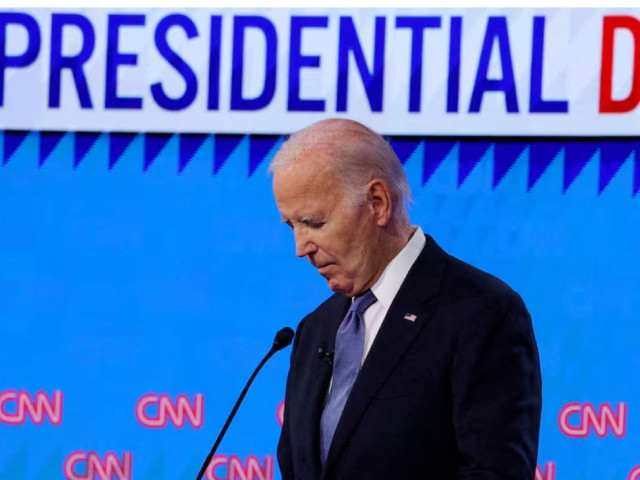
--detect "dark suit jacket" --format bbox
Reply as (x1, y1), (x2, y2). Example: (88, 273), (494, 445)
(278, 234), (542, 480)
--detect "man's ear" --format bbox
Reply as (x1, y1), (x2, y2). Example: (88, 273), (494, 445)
(367, 178), (393, 227)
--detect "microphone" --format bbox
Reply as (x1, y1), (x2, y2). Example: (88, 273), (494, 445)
(272, 327), (295, 352)
(317, 347), (334, 366)
(195, 327), (294, 480)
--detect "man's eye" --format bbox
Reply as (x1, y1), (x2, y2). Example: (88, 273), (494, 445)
(308, 221), (325, 229)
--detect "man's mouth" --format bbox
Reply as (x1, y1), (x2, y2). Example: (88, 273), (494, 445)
(317, 264), (333, 274)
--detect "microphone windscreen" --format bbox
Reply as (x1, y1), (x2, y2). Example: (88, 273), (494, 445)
(272, 327), (294, 351)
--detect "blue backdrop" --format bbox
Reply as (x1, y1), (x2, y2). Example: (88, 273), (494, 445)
(1, 131), (639, 479)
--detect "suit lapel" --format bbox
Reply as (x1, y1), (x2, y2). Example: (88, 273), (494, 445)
(322, 235), (447, 474)
(297, 294), (350, 478)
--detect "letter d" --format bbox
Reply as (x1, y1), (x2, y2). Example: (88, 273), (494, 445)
(600, 16), (640, 113)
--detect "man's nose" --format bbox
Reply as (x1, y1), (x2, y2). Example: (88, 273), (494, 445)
(294, 229), (316, 258)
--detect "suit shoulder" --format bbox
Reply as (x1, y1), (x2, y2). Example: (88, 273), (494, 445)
(442, 254), (526, 315)
(294, 293), (346, 336)
(308, 292), (347, 316)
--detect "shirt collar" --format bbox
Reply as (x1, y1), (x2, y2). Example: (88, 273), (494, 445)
(370, 226), (426, 310)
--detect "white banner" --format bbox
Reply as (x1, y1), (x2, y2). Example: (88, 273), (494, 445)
(1, 8), (639, 135)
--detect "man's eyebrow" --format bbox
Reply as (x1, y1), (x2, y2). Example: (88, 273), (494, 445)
(299, 215), (327, 223)
(280, 215), (326, 224)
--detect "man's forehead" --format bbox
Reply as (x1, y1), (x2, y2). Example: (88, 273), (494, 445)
(277, 193), (333, 219)
(274, 158), (338, 194)
(275, 179), (342, 222)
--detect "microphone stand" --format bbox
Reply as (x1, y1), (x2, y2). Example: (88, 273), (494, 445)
(195, 327), (294, 480)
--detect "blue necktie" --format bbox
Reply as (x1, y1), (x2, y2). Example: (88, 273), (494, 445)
(320, 290), (377, 464)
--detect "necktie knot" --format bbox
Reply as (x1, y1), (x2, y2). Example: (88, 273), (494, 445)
(350, 290), (377, 315)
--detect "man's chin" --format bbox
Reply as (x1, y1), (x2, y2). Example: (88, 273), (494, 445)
(325, 278), (354, 296)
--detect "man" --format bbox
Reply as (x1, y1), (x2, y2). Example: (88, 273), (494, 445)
(270, 118), (541, 480)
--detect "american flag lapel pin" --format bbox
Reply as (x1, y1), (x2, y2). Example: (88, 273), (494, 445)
(404, 313), (417, 322)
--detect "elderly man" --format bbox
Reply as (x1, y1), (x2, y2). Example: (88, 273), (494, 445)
(270, 119), (541, 480)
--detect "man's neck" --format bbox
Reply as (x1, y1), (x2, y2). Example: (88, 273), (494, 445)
(359, 224), (415, 295)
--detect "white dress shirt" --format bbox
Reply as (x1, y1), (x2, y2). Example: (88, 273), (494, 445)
(325, 227), (426, 396)
(361, 226), (426, 364)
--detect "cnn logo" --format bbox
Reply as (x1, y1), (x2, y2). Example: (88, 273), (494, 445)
(536, 462), (556, 480)
(206, 455), (274, 480)
(0, 389), (62, 426)
(63, 451), (132, 480)
(135, 393), (204, 428)
(558, 402), (627, 438)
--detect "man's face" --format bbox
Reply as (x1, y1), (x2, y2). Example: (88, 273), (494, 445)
(273, 157), (382, 297)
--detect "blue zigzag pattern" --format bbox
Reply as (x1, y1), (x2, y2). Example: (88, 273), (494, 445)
(1, 131), (639, 196)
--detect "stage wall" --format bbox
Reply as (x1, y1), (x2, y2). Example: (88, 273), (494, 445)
(1, 8), (639, 480)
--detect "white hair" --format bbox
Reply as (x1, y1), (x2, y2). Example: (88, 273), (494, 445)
(269, 119), (412, 223)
